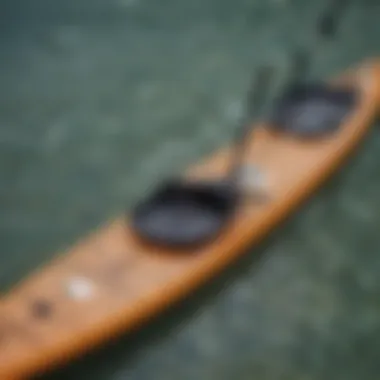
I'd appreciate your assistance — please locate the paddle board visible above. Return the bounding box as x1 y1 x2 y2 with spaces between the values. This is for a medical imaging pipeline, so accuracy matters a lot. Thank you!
1 58 380 379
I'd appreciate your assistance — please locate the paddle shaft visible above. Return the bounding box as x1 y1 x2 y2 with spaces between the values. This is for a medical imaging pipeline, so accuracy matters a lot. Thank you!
287 0 350 86
227 65 274 187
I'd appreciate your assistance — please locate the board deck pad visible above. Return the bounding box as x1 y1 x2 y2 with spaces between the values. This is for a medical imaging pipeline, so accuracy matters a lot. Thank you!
1 59 380 380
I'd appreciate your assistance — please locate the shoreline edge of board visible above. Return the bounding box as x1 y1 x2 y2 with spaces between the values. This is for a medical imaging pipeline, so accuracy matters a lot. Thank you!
2 58 380 380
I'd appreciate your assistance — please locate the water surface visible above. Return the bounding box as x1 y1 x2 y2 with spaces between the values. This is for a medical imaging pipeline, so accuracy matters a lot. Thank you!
1 1 380 379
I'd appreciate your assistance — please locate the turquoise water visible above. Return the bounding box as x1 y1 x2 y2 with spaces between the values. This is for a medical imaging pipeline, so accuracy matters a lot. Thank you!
2 0 380 379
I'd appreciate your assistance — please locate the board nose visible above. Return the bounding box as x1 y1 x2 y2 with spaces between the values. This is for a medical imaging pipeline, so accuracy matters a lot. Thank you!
361 58 380 112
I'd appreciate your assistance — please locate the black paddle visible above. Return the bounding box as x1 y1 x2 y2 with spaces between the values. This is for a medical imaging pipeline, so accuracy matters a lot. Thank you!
131 65 275 248
269 0 355 137
280 0 350 90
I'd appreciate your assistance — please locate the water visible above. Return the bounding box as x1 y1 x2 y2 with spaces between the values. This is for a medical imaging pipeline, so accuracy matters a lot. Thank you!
1 0 380 379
